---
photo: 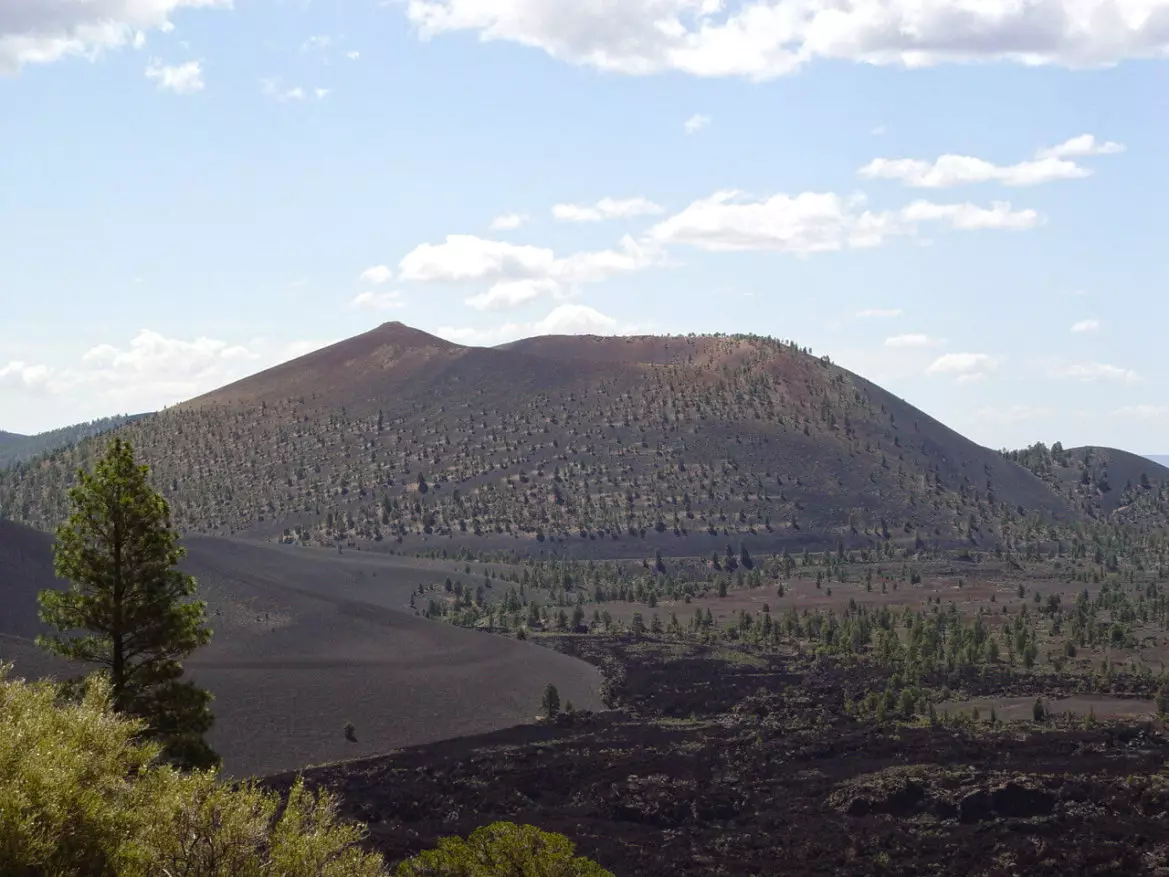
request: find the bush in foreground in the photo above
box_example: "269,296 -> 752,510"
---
0,665 -> 611,876
0,665 -> 385,877
395,821 -> 613,876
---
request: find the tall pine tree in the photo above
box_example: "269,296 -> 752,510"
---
38,437 -> 218,769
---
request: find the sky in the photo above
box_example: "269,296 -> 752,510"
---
1,1 -> 1167,454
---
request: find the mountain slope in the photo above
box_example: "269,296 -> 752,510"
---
1148,455 -> 1169,469
0,519 -> 602,776
1003,443 -> 1169,535
0,414 -> 149,469
0,324 -> 1078,552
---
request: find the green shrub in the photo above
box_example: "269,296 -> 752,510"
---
395,822 -> 612,876
0,665 -> 386,877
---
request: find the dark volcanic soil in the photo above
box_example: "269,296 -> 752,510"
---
0,523 -> 602,776
267,635 -> 1169,876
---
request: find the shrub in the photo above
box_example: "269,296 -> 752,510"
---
0,665 -> 386,877
395,822 -> 612,876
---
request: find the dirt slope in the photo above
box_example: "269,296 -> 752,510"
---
0,520 -> 602,777
0,324 -> 1076,552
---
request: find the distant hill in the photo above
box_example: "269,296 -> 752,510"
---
0,322 -> 1114,553
1148,455 -> 1169,469
0,414 -> 150,469
1002,443 -> 1169,534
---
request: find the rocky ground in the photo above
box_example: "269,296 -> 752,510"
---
265,633 -> 1169,876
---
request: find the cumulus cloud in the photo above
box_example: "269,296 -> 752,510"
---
859,134 -> 1124,189
884,333 -> 944,348
398,233 -> 664,287
0,330 -> 332,422
552,197 -> 665,223
489,213 -> 528,231
350,291 -> 405,310
533,303 -> 620,334
1070,318 -> 1100,333
1048,360 -> 1140,382
358,265 -> 393,284
0,361 -> 53,391
435,304 -> 632,346
898,200 -> 1042,231
144,58 -> 204,93
465,278 -> 559,311
925,352 -> 1000,383
0,0 -> 228,74
1036,134 -> 1127,159
401,0 -> 1169,81
645,191 -> 1039,254
859,154 -> 1088,188
684,113 -> 711,134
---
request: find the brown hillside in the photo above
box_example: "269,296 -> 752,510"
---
0,325 -> 1076,552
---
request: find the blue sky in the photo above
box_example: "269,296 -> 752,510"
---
1,1 -> 1166,455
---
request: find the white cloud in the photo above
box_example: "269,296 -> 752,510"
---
859,154 -> 1089,188
261,78 -> 307,101
465,278 -> 559,311
401,0 -> 1169,81
1036,134 -> 1127,159
898,200 -> 1042,231
552,197 -> 665,222
860,134 -> 1124,188
345,49 -> 361,60
884,333 -> 944,348
1070,318 -> 1100,333
854,308 -> 902,319
1048,361 -> 1140,382
489,213 -> 528,231
0,0 -> 229,74
144,58 -> 204,93
398,233 -> 664,286
684,113 -> 711,134
434,303 -> 632,346
350,291 -> 406,310
0,361 -> 53,391
925,352 -> 1000,383
314,87 -> 330,99
358,265 -> 394,284
0,331 -> 332,422
645,191 -> 1040,254
532,303 -> 619,334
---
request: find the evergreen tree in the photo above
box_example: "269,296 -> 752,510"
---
541,683 -> 561,719
37,438 -> 217,769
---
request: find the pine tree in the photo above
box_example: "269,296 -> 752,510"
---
541,683 -> 561,719
37,438 -> 217,769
